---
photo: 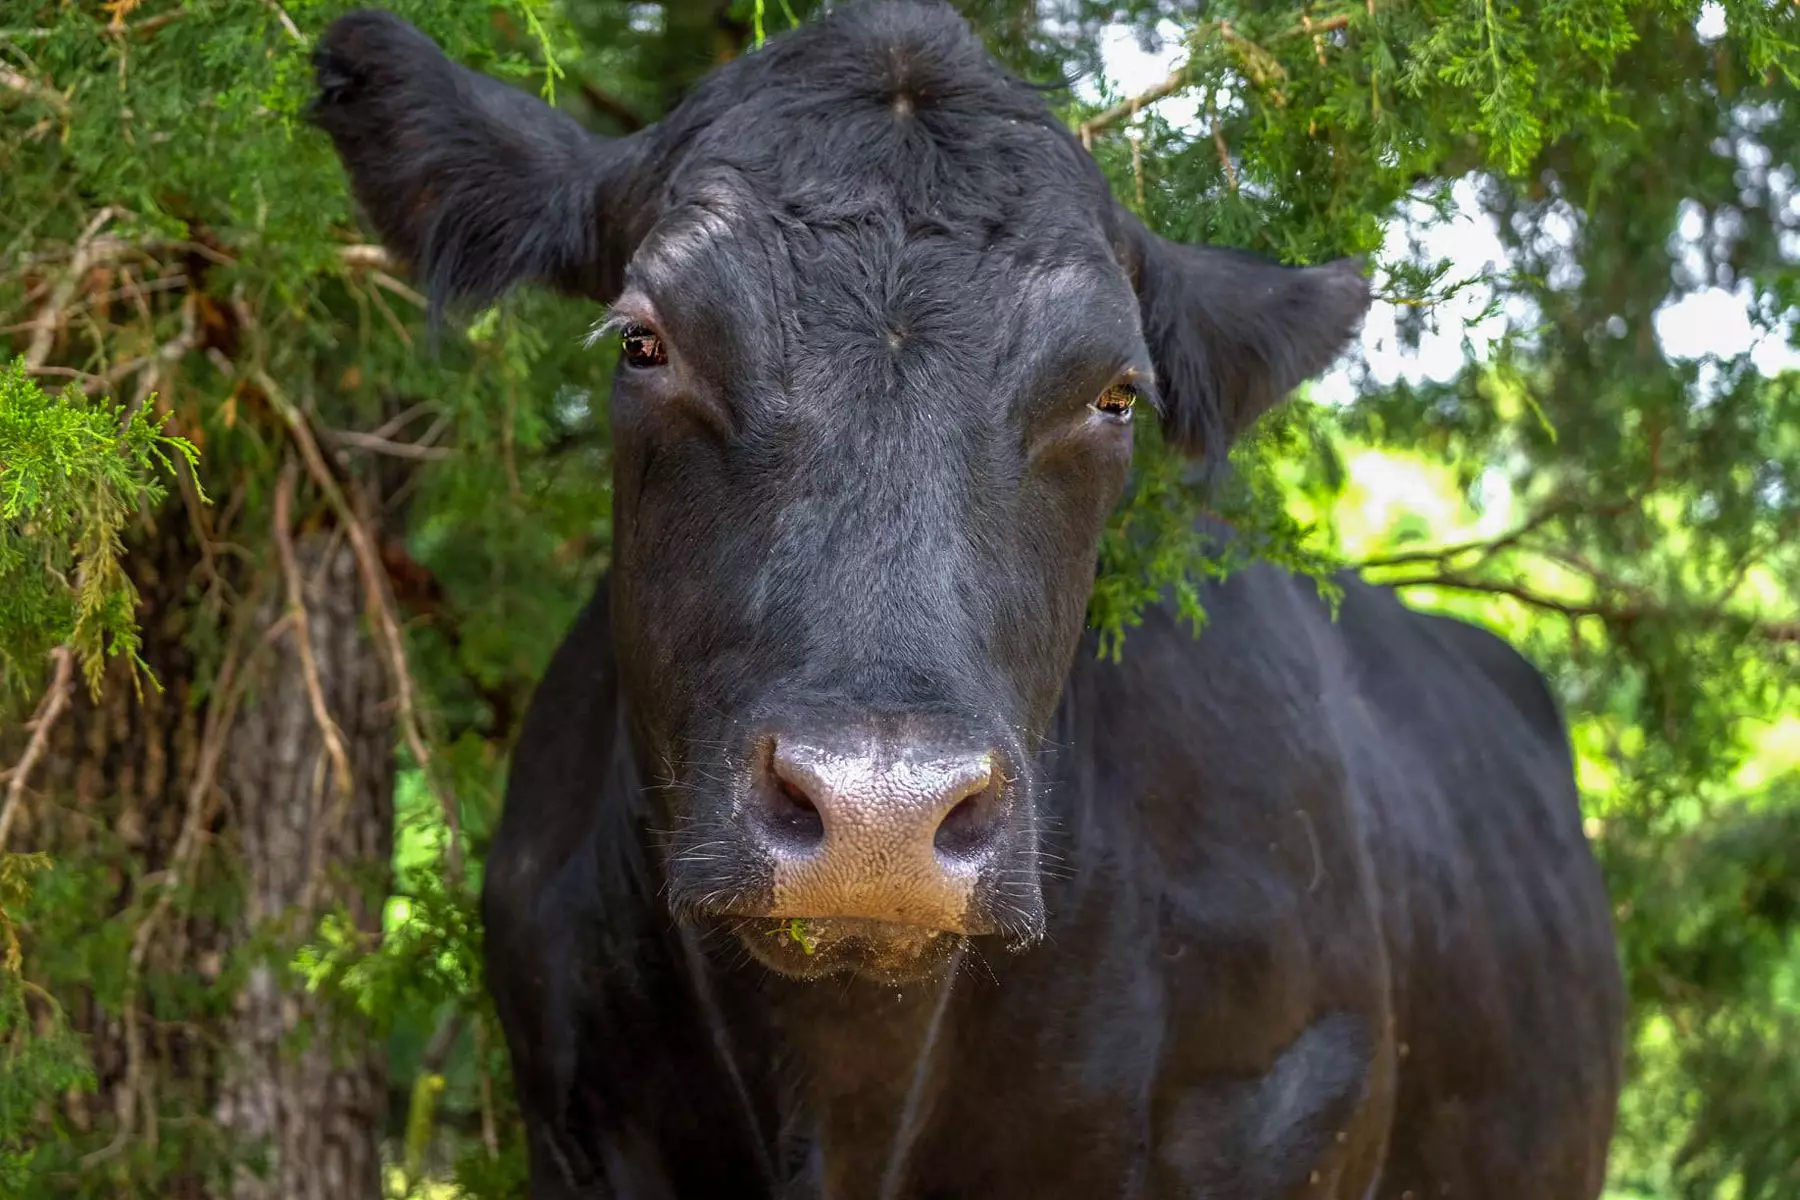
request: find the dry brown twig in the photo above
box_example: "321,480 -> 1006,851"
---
228,295 -> 465,879
117,291 -> 203,418
338,244 -> 395,270
0,647 -> 75,857
261,365 -> 463,876
275,462 -> 358,914
0,64 -> 68,113
1080,65 -> 1186,146
1207,95 -> 1239,192
327,426 -> 453,461
362,274 -> 414,348
263,0 -> 307,44
24,208 -> 117,370
339,244 -> 426,307
370,269 -> 426,309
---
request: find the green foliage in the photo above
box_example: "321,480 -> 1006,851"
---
0,360 -> 198,700
0,853 -> 95,1193
1090,408 -> 1344,659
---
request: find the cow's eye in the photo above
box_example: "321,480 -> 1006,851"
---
621,324 -> 668,369
1094,382 -> 1137,419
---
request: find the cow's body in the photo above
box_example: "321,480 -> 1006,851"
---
486,558 -> 1623,1198
311,1 -> 1624,1193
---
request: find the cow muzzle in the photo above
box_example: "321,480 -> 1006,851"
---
745,732 -> 1015,935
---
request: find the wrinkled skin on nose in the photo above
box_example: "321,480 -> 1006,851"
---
761,738 -> 1000,931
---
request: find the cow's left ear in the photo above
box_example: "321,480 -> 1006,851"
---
1120,212 -> 1371,458
310,10 -> 655,322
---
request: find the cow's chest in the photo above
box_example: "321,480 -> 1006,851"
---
767,899 -> 1389,1200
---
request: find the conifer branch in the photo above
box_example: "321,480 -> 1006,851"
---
1078,5 -> 1374,143
0,648 -> 74,857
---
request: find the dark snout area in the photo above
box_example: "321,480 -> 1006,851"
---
752,735 -> 1005,930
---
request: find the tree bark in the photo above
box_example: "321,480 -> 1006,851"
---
10,503 -> 392,1198
214,531 -> 393,1200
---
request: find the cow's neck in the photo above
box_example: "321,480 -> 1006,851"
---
759,961 -> 965,1197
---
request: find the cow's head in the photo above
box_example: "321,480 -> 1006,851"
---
314,1 -> 1368,981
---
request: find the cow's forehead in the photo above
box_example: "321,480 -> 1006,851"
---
628,8 -> 1121,272
611,6 -> 1141,390
623,200 -> 1136,394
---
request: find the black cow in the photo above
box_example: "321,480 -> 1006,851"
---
313,3 -> 1624,1196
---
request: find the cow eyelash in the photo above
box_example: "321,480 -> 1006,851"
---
620,323 -> 669,369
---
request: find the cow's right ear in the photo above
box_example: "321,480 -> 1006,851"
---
1118,210 -> 1370,462
311,11 -> 652,321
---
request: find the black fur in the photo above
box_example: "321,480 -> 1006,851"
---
313,3 -> 1624,1196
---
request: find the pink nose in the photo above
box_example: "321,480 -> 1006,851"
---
752,737 -> 1004,931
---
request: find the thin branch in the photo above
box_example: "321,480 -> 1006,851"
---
20,235 -> 227,270
370,269 -> 426,309
325,427 -> 453,461
276,462 -> 356,914
0,65 -> 68,113
1208,95 -> 1238,192
0,648 -> 74,856
1299,13 -> 1330,65
262,0 -> 307,44
338,244 -> 427,307
338,243 -> 396,270
115,292 -> 203,416
1378,572 -> 1636,621
419,1008 -> 468,1076
1078,5 -> 1374,145
1354,500 -> 1569,570
1080,65 -> 1187,144
238,332 -> 464,880
1216,20 -> 1289,105
1285,11 -> 1353,39
24,208 -> 116,369
118,11 -> 185,37
1384,570 -> 1800,651
362,273 -> 413,348
365,401 -> 443,443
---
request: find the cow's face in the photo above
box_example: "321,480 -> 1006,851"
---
314,2 -> 1369,981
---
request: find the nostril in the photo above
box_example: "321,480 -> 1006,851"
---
758,744 -> 825,850
776,776 -> 820,823
933,777 -> 1001,859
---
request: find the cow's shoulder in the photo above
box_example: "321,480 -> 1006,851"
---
487,584 -> 624,910
1338,578 -> 1566,744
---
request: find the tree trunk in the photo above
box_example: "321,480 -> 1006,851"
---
12,502 -> 393,1199
214,531 -> 393,1200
